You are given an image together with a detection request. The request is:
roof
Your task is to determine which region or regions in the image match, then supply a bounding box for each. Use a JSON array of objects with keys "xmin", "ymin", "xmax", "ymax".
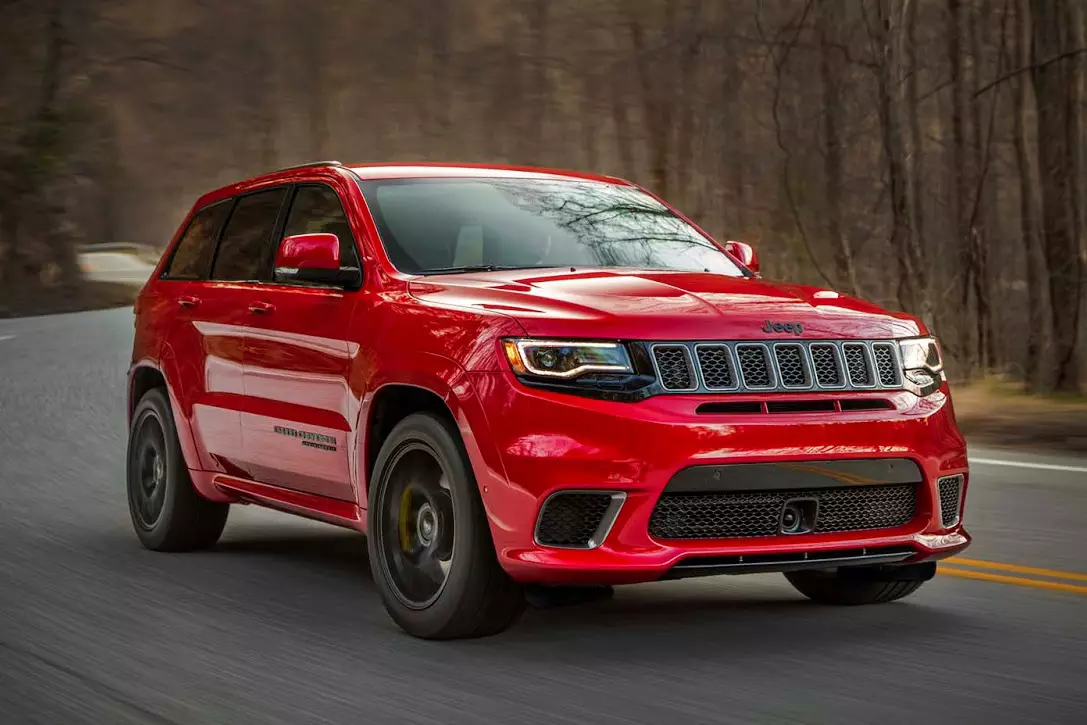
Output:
[
  {"xmin": 191, "ymin": 162, "xmax": 633, "ymax": 212},
  {"xmin": 346, "ymin": 162, "xmax": 631, "ymax": 185}
]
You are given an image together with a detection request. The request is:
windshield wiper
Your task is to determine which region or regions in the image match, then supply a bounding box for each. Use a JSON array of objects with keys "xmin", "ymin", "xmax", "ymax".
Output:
[{"xmin": 418, "ymin": 264, "xmax": 549, "ymax": 276}]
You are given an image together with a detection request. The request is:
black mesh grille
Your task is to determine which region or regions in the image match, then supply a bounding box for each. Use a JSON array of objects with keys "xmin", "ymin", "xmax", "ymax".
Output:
[
  {"xmin": 653, "ymin": 345, "xmax": 694, "ymax": 390},
  {"xmin": 810, "ymin": 344, "xmax": 843, "ymax": 387},
  {"xmin": 843, "ymin": 344, "xmax": 873, "ymax": 386},
  {"xmin": 872, "ymin": 344, "xmax": 901, "ymax": 387},
  {"xmin": 649, "ymin": 484, "xmax": 917, "ymax": 539},
  {"xmin": 536, "ymin": 493, "xmax": 613, "ymax": 547},
  {"xmin": 774, "ymin": 344, "xmax": 809, "ymax": 388},
  {"xmin": 736, "ymin": 345, "xmax": 772, "ymax": 387},
  {"xmin": 938, "ymin": 475, "xmax": 963, "ymax": 527},
  {"xmin": 696, "ymin": 345, "xmax": 735, "ymax": 389}
]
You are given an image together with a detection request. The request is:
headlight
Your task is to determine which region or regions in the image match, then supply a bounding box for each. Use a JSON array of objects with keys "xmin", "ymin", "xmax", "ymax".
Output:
[
  {"xmin": 503, "ymin": 339, "xmax": 633, "ymax": 379},
  {"xmin": 898, "ymin": 336, "xmax": 944, "ymax": 395}
]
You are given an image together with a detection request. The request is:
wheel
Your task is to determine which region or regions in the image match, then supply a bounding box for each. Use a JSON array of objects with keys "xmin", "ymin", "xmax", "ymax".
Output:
[
  {"xmin": 368, "ymin": 412, "xmax": 525, "ymax": 639},
  {"xmin": 127, "ymin": 388, "xmax": 228, "ymax": 551},
  {"xmin": 784, "ymin": 562, "xmax": 935, "ymax": 605}
]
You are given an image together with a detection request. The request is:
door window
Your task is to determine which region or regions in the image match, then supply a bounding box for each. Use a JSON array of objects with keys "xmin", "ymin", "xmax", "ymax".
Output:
[
  {"xmin": 211, "ymin": 188, "xmax": 288, "ymax": 281},
  {"xmin": 164, "ymin": 200, "xmax": 232, "ymax": 280},
  {"xmin": 281, "ymin": 185, "xmax": 360, "ymax": 267}
]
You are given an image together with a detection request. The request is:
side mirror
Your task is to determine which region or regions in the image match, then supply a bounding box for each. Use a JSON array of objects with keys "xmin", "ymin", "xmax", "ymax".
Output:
[
  {"xmin": 274, "ymin": 233, "xmax": 361, "ymax": 289},
  {"xmin": 725, "ymin": 240, "xmax": 760, "ymax": 275}
]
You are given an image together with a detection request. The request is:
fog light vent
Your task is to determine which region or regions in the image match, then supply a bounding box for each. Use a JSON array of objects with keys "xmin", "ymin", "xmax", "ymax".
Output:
[
  {"xmin": 534, "ymin": 491, "xmax": 625, "ymax": 549},
  {"xmin": 937, "ymin": 474, "xmax": 964, "ymax": 528}
]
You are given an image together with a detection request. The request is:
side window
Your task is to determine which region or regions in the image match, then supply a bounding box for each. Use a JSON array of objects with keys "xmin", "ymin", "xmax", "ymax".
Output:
[
  {"xmin": 282, "ymin": 185, "xmax": 360, "ymax": 267},
  {"xmin": 210, "ymin": 188, "xmax": 288, "ymax": 281},
  {"xmin": 164, "ymin": 201, "xmax": 231, "ymax": 280}
]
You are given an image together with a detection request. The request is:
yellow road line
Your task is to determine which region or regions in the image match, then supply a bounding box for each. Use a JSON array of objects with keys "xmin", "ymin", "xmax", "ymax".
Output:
[
  {"xmin": 946, "ymin": 557, "xmax": 1087, "ymax": 583},
  {"xmin": 940, "ymin": 566, "xmax": 1087, "ymax": 595}
]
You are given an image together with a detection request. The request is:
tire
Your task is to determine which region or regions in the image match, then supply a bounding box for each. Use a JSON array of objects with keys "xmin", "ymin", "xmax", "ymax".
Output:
[
  {"xmin": 127, "ymin": 387, "xmax": 228, "ymax": 551},
  {"xmin": 784, "ymin": 563, "xmax": 933, "ymax": 605},
  {"xmin": 367, "ymin": 412, "xmax": 525, "ymax": 639}
]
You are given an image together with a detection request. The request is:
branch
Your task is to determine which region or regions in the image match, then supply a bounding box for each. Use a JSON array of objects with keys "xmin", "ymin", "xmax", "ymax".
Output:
[
  {"xmin": 974, "ymin": 47, "xmax": 1087, "ymax": 96},
  {"xmin": 756, "ymin": 0, "xmax": 835, "ymax": 288}
]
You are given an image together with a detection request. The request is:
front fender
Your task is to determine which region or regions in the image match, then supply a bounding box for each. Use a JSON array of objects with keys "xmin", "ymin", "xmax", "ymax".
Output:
[{"xmin": 356, "ymin": 352, "xmax": 515, "ymax": 545}]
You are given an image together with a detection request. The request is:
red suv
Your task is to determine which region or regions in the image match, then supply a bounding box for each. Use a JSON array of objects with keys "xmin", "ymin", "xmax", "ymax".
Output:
[{"xmin": 127, "ymin": 161, "xmax": 970, "ymax": 639}]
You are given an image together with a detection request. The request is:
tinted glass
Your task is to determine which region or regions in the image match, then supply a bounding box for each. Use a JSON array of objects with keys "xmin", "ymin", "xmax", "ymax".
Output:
[
  {"xmin": 355, "ymin": 178, "xmax": 743, "ymax": 276},
  {"xmin": 164, "ymin": 201, "xmax": 231, "ymax": 280},
  {"xmin": 282, "ymin": 185, "xmax": 359, "ymax": 266},
  {"xmin": 211, "ymin": 188, "xmax": 287, "ymax": 281}
]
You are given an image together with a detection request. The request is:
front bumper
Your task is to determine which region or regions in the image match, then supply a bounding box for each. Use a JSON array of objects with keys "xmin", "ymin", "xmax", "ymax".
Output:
[{"xmin": 468, "ymin": 371, "xmax": 971, "ymax": 585}]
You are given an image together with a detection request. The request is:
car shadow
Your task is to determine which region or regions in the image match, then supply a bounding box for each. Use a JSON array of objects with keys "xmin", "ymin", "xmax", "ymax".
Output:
[{"xmin": 183, "ymin": 527, "xmax": 970, "ymax": 666}]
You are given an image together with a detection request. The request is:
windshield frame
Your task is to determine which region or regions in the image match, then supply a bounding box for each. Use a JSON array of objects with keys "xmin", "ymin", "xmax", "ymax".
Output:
[{"xmin": 350, "ymin": 174, "xmax": 752, "ymax": 278}]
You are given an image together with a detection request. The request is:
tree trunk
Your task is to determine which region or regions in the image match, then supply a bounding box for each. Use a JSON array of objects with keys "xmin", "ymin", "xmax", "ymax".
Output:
[
  {"xmin": 875, "ymin": 0, "xmax": 929, "ymax": 320},
  {"xmin": 818, "ymin": 0, "xmax": 860, "ymax": 296},
  {"xmin": 1031, "ymin": 0, "xmax": 1084, "ymax": 392},
  {"xmin": 1011, "ymin": 0, "xmax": 1048, "ymax": 389}
]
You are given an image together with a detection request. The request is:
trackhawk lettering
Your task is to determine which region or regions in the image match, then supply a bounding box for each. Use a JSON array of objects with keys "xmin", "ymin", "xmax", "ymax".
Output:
[{"xmin": 274, "ymin": 425, "xmax": 337, "ymax": 451}]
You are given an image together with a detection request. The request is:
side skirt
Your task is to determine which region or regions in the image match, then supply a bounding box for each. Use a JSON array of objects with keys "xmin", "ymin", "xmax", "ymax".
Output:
[{"xmin": 213, "ymin": 474, "xmax": 366, "ymax": 532}]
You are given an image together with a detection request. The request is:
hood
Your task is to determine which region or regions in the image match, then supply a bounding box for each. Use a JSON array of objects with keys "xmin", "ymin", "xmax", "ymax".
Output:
[{"xmin": 408, "ymin": 268, "xmax": 923, "ymax": 340}]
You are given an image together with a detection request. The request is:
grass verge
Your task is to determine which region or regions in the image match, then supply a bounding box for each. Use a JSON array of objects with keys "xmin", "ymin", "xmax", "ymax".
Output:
[
  {"xmin": 0, "ymin": 281, "xmax": 139, "ymax": 319},
  {"xmin": 953, "ymin": 379, "xmax": 1087, "ymax": 453}
]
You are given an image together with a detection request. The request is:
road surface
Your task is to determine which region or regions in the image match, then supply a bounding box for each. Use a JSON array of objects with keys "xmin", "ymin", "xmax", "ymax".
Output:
[
  {"xmin": 78, "ymin": 249, "xmax": 156, "ymax": 285},
  {"xmin": 1, "ymin": 307, "xmax": 1085, "ymax": 724}
]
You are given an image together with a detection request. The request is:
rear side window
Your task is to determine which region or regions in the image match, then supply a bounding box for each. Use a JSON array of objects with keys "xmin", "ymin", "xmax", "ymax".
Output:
[
  {"xmin": 282, "ymin": 185, "xmax": 360, "ymax": 266},
  {"xmin": 211, "ymin": 188, "xmax": 288, "ymax": 281},
  {"xmin": 164, "ymin": 201, "xmax": 231, "ymax": 280}
]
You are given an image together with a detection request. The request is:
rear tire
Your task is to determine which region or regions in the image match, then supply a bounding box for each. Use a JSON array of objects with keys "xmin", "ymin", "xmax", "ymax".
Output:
[
  {"xmin": 368, "ymin": 412, "xmax": 525, "ymax": 639},
  {"xmin": 127, "ymin": 388, "xmax": 228, "ymax": 551},
  {"xmin": 784, "ymin": 563, "xmax": 934, "ymax": 605}
]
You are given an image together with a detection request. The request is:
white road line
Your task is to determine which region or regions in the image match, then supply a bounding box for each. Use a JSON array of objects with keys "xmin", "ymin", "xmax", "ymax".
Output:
[
  {"xmin": 0, "ymin": 335, "xmax": 15, "ymax": 343},
  {"xmin": 970, "ymin": 457, "xmax": 1087, "ymax": 474}
]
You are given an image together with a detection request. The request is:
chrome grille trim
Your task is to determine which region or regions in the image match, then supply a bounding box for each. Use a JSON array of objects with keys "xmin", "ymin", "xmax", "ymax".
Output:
[
  {"xmin": 735, "ymin": 343, "xmax": 776, "ymax": 390},
  {"xmin": 809, "ymin": 343, "xmax": 846, "ymax": 389},
  {"xmin": 772, "ymin": 343, "xmax": 813, "ymax": 390},
  {"xmin": 649, "ymin": 340, "xmax": 907, "ymax": 395},
  {"xmin": 650, "ymin": 344, "xmax": 697, "ymax": 391},
  {"xmin": 842, "ymin": 342, "xmax": 876, "ymax": 388},
  {"xmin": 694, "ymin": 344, "xmax": 739, "ymax": 391}
]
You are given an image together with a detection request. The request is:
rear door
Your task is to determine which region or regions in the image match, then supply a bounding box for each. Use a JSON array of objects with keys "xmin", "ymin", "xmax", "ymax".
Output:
[
  {"xmin": 155, "ymin": 198, "xmax": 247, "ymax": 474},
  {"xmin": 238, "ymin": 183, "xmax": 362, "ymax": 502}
]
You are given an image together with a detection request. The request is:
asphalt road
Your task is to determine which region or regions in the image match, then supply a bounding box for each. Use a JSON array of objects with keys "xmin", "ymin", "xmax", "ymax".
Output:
[{"xmin": 1, "ymin": 307, "xmax": 1085, "ymax": 725}]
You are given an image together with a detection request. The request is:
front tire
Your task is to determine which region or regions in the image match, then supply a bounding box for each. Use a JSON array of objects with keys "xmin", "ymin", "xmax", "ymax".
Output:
[
  {"xmin": 368, "ymin": 413, "xmax": 524, "ymax": 639},
  {"xmin": 127, "ymin": 388, "xmax": 228, "ymax": 551},
  {"xmin": 784, "ymin": 562, "xmax": 934, "ymax": 605}
]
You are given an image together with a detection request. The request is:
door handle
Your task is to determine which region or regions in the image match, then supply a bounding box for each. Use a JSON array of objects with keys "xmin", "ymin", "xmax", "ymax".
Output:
[
  {"xmin": 248, "ymin": 301, "xmax": 275, "ymax": 315},
  {"xmin": 178, "ymin": 295, "xmax": 200, "ymax": 308}
]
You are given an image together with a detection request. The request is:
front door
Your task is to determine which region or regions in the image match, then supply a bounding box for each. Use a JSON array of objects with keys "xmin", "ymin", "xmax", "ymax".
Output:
[{"xmin": 239, "ymin": 184, "xmax": 361, "ymax": 502}]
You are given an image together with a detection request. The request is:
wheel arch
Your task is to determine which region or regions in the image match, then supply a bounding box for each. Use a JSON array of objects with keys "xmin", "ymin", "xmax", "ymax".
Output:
[
  {"xmin": 357, "ymin": 363, "xmax": 511, "ymax": 535},
  {"xmin": 127, "ymin": 358, "xmax": 204, "ymax": 477}
]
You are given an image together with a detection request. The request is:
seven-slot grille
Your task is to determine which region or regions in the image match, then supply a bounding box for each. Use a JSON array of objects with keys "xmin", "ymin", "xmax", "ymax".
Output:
[
  {"xmin": 648, "ymin": 483, "xmax": 918, "ymax": 539},
  {"xmin": 937, "ymin": 474, "xmax": 964, "ymax": 527},
  {"xmin": 651, "ymin": 340, "xmax": 905, "ymax": 394}
]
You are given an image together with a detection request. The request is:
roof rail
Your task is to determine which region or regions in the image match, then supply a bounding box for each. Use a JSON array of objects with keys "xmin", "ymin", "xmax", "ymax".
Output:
[{"xmin": 270, "ymin": 160, "xmax": 344, "ymax": 173}]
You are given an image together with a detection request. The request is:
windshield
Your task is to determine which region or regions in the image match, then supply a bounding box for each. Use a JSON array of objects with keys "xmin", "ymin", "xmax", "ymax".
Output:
[{"xmin": 354, "ymin": 177, "xmax": 745, "ymax": 276}]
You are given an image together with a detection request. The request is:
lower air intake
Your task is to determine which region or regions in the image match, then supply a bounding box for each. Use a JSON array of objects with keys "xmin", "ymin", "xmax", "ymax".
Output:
[
  {"xmin": 649, "ymin": 484, "xmax": 917, "ymax": 540},
  {"xmin": 937, "ymin": 474, "xmax": 964, "ymax": 527},
  {"xmin": 535, "ymin": 491, "xmax": 624, "ymax": 549}
]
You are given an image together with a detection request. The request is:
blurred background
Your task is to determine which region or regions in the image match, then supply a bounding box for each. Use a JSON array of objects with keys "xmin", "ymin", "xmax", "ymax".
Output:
[
  {"xmin": 0, "ymin": 0, "xmax": 1084, "ymax": 396},
  {"xmin": 2, "ymin": 3, "xmax": 1087, "ymax": 723}
]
